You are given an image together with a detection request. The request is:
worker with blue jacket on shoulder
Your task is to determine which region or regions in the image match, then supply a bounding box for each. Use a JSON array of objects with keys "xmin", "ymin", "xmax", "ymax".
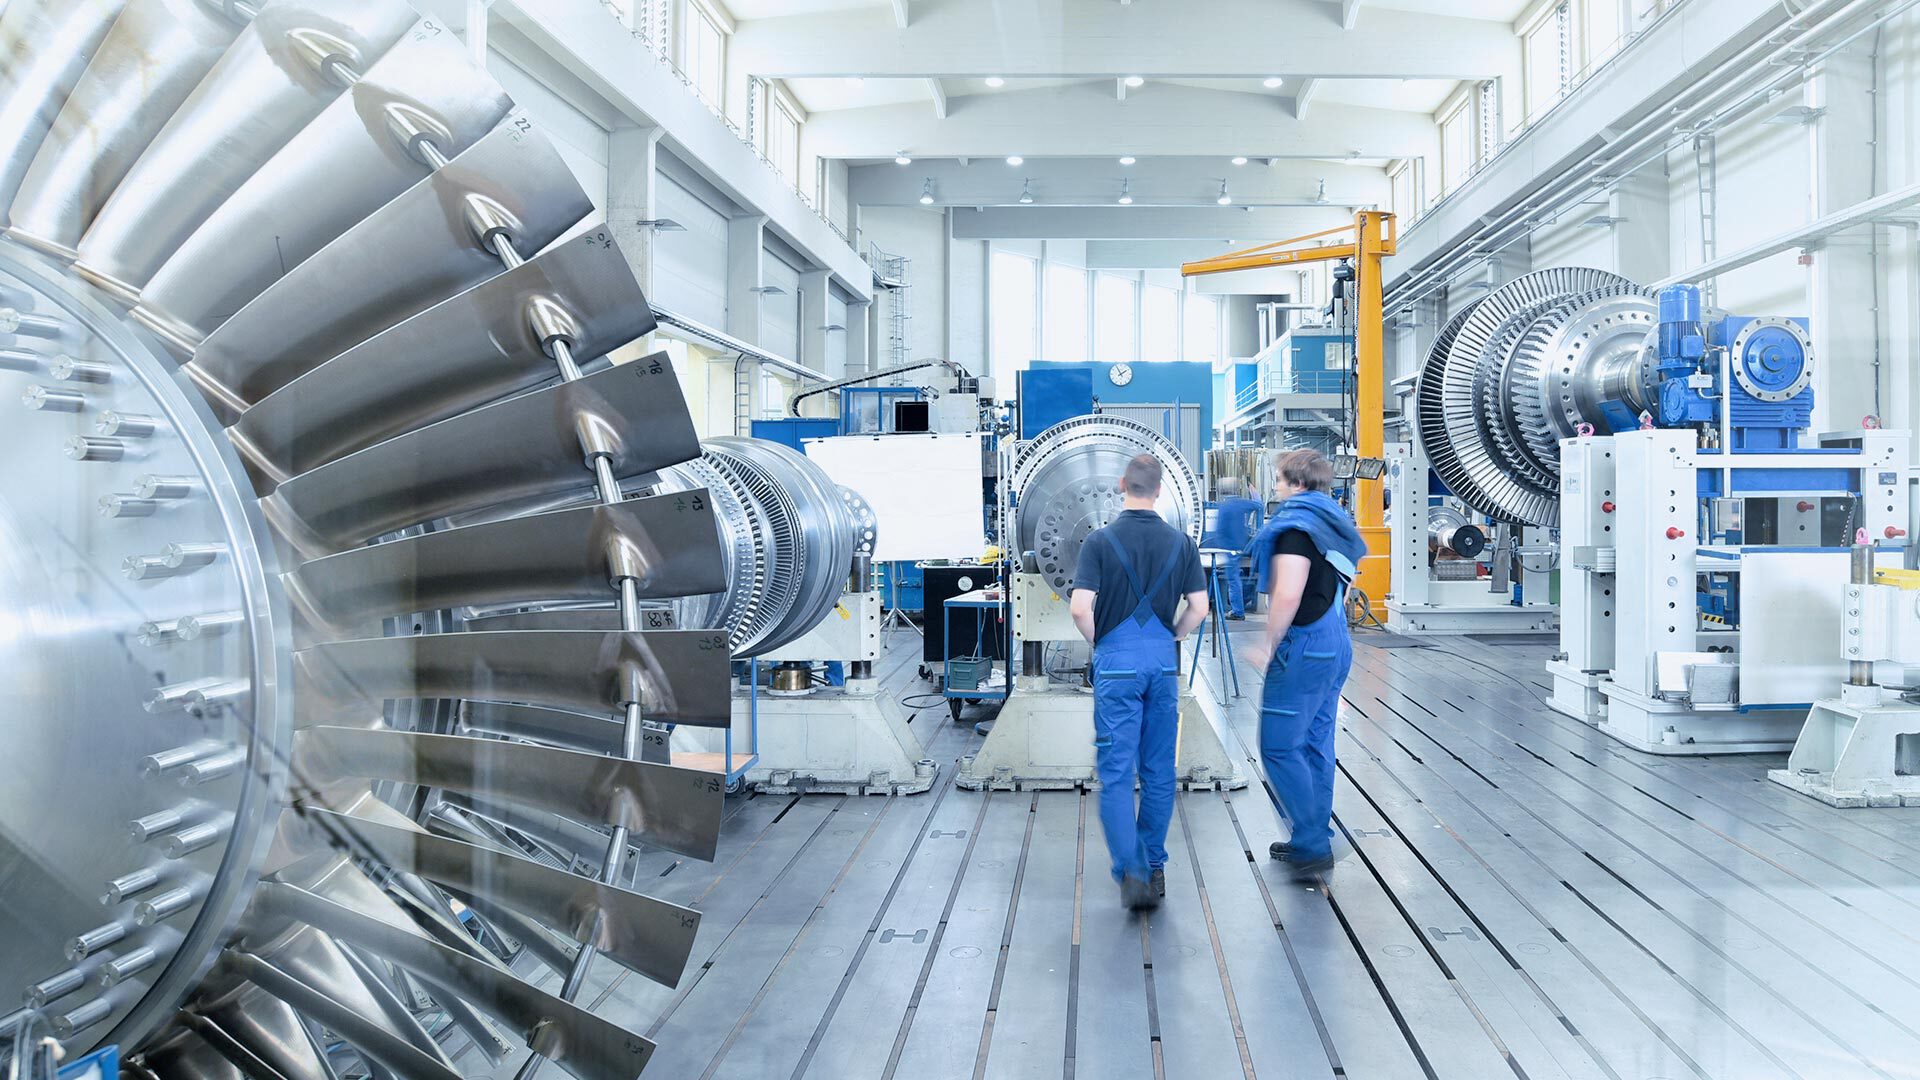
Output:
[
  {"xmin": 1240, "ymin": 448, "xmax": 1367, "ymax": 879},
  {"xmin": 1201, "ymin": 476, "xmax": 1264, "ymax": 619},
  {"xmin": 1070, "ymin": 453, "xmax": 1209, "ymax": 911}
]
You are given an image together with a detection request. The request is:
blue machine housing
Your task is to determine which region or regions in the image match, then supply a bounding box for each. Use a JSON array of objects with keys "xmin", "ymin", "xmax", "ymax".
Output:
[{"xmin": 1652, "ymin": 283, "xmax": 1813, "ymax": 449}]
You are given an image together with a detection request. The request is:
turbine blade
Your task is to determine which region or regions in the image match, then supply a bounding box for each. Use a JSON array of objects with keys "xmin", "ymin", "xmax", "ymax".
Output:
[
  {"xmin": 293, "ymin": 808, "xmax": 700, "ymax": 987},
  {"xmin": 295, "ymin": 726, "xmax": 723, "ymax": 860},
  {"xmin": 6, "ymin": 0, "xmax": 243, "ymax": 258},
  {"xmin": 258, "ymin": 881, "xmax": 658, "ymax": 1080},
  {"xmin": 193, "ymin": 111, "xmax": 600, "ymax": 410},
  {"xmin": 460, "ymin": 701, "xmax": 625, "ymax": 755},
  {"xmin": 0, "ymin": 0, "xmax": 127, "ymax": 217},
  {"xmin": 285, "ymin": 495, "xmax": 725, "ymax": 641},
  {"xmin": 72, "ymin": 0, "xmax": 419, "ymax": 298},
  {"xmin": 295, "ymin": 629, "xmax": 730, "ymax": 727},
  {"xmin": 260, "ymin": 358, "xmax": 699, "ymax": 555},
  {"xmin": 132, "ymin": 21, "xmax": 511, "ymax": 350},
  {"xmin": 227, "ymin": 949, "xmax": 464, "ymax": 1080}
]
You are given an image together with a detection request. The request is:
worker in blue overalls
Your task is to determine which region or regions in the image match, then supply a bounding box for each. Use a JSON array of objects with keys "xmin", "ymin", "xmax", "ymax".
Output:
[
  {"xmin": 1202, "ymin": 476, "xmax": 1265, "ymax": 619},
  {"xmin": 1070, "ymin": 453, "xmax": 1209, "ymax": 910},
  {"xmin": 1240, "ymin": 449, "xmax": 1366, "ymax": 879}
]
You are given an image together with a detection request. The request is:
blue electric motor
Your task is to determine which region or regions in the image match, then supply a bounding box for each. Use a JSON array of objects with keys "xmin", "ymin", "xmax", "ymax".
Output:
[{"xmin": 1652, "ymin": 283, "xmax": 1815, "ymax": 448}]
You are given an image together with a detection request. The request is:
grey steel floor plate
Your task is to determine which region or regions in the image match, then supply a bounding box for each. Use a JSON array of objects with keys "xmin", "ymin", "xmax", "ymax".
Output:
[{"xmin": 448, "ymin": 627, "xmax": 1920, "ymax": 1080}]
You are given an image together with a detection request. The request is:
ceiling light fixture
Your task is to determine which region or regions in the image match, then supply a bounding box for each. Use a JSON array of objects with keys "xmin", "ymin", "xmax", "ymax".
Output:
[
  {"xmin": 1018, "ymin": 179, "xmax": 1035, "ymax": 204},
  {"xmin": 1262, "ymin": 76, "xmax": 1284, "ymax": 89},
  {"xmin": 1231, "ymin": 156, "xmax": 1248, "ymax": 166},
  {"xmin": 634, "ymin": 218, "xmax": 686, "ymax": 232},
  {"xmin": 894, "ymin": 152, "xmax": 913, "ymax": 165},
  {"xmin": 1118, "ymin": 155, "xmax": 1136, "ymax": 166},
  {"xmin": 1123, "ymin": 75, "xmax": 1144, "ymax": 87},
  {"xmin": 1006, "ymin": 155, "xmax": 1024, "ymax": 166},
  {"xmin": 985, "ymin": 76, "xmax": 1006, "ymax": 87},
  {"xmin": 1314, "ymin": 178, "xmax": 1329, "ymax": 204},
  {"xmin": 1117, "ymin": 179, "xmax": 1133, "ymax": 205},
  {"xmin": 1215, "ymin": 179, "xmax": 1232, "ymax": 205},
  {"xmin": 919, "ymin": 179, "xmax": 935, "ymax": 205}
]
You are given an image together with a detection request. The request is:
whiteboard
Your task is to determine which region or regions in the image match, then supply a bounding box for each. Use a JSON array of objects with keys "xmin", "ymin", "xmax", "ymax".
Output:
[{"xmin": 802, "ymin": 433, "xmax": 987, "ymax": 562}]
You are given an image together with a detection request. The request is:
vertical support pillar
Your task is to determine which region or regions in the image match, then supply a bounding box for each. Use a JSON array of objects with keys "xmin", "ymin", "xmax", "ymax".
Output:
[
  {"xmin": 607, "ymin": 124, "xmax": 664, "ymax": 294},
  {"xmin": 1807, "ymin": 46, "xmax": 1878, "ymax": 431},
  {"xmin": 800, "ymin": 268, "xmax": 833, "ymax": 378},
  {"xmin": 726, "ymin": 215, "xmax": 768, "ymax": 344},
  {"xmin": 846, "ymin": 298, "xmax": 873, "ymax": 375}
]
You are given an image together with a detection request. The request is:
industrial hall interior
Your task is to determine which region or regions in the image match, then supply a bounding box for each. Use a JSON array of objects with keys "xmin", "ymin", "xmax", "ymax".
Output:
[{"xmin": 10, "ymin": 0, "xmax": 1920, "ymax": 1077}]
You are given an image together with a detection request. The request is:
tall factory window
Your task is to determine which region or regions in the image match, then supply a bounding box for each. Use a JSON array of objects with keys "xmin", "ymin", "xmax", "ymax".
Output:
[
  {"xmin": 1388, "ymin": 159, "xmax": 1423, "ymax": 220},
  {"xmin": 991, "ymin": 249, "xmax": 1039, "ymax": 374},
  {"xmin": 1141, "ymin": 283, "xmax": 1179, "ymax": 361},
  {"xmin": 767, "ymin": 91, "xmax": 802, "ymax": 188},
  {"xmin": 1582, "ymin": 0, "xmax": 1625, "ymax": 71},
  {"xmin": 1521, "ymin": 0, "xmax": 1570, "ymax": 124},
  {"xmin": 1183, "ymin": 292, "xmax": 1220, "ymax": 364},
  {"xmin": 1043, "ymin": 262, "xmax": 1089, "ymax": 361},
  {"xmin": 1095, "ymin": 271, "xmax": 1138, "ymax": 363},
  {"xmin": 1438, "ymin": 94, "xmax": 1472, "ymax": 195},
  {"xmin": 684, "ymin": 0, "xmax": 727, "ymax": 113}
]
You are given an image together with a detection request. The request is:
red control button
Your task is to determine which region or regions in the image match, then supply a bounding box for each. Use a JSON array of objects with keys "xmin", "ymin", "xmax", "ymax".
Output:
[
  {"xmin": 1666, "ymin": 527, "xmax": 1685, "ymax": 540},
  {"xmin": 1796, "ymin": 501, "xmax": 1815, "ymax": 513},
  {"xmin": 1886, "ymin": 526, "xmax": 1907, "ymax": 539},
  {"xmin": 1600, "ymin": 501, "xmax": 1615, "ymax": 513}
]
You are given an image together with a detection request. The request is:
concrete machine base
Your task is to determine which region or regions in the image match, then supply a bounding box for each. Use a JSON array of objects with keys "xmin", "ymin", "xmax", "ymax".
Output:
[
  {"xmin": 1386, "ymin": 599, "xmax": 1558, "ymax": 635},
  {"xmin": 675, "ymin": 678, "xmax": 938, "ymax": 796},
  {"xmin": 955, "ymin": 676, "xmax": 1247, "ymax": 791},
  {"xmin": 1594, "ymin": 680, "xmax": 1805, "ymax": 755}
]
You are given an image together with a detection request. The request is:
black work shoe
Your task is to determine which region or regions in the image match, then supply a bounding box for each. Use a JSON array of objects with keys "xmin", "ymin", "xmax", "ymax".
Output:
[
  {"xmin": 1120, "ymin": 875, "xmax": 1160, "ymax": 911},
  {"xmin": 1286, "ymin": 854, "xmax": 1337, "ymax": 881},
  {"xmin": 1268, "ymin": 841, "xmax": 1295, "ymax": 861},
  {"xmin": 1150, "ymin": 868, "xmax": 1166, "ymax": 898}
]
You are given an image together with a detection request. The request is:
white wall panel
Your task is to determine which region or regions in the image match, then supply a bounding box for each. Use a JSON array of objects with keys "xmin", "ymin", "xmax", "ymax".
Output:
[
  {"xmin": 761, "ymin": 249, "xmax": 803, "ymax": 363},
  {"xmin": 652, "ymin": 173, "xmax": 730, "ymax": 327}
]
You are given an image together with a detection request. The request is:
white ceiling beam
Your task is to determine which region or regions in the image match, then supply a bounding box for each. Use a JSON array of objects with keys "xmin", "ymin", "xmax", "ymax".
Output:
[
  {"xmin": 807, "ymin": 83, "xmax": 1436, "ymax": 161},
  {"xmin": 851, "ymin": 156, "xmax": 1389, "ymax": 207},
  {"xmin": 950, "ymin": 205, "xmax": 1357, "ymax": 241},
  {"xmin": 1290, "ymin": 77, "xmax": 1319, "ymax": 121},
  {"xmin": 926, "ymin": 77, "xmax": 947, "ymax": 119},
  {"xmin": 729, "ymin": 0, "xmax": 1511, "ymax": 80},
  {"xmin": 1338, "ymin": 0, "xmax": 1362, "ymax": 30},
  {"xmin": 890, "ymin": 0, "xmax": 909, "ymax": 29}
]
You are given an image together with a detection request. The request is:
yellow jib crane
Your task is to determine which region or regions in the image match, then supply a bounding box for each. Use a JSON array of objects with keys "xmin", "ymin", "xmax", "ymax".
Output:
[{"xmin": 1180, "ymin": 210, "xmax": 1396, "ymax": 620}]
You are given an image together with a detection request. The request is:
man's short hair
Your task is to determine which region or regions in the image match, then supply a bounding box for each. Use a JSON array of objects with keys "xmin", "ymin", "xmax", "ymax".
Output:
[
  {"xmin": 1123, "ymin": 454, "xmax": 1163, "ymax": 497},
  {"xmin": 1276, "ymin": 448, "xmax": 1333, "ymax": 492}
]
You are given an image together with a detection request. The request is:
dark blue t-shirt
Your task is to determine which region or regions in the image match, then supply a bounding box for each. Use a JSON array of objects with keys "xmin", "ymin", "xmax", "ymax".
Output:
[
  {"xmin": 1202, "ymin": 497, "xmax": 1263, "ymax": 553},
  {"xmin": 1071, "ymin": 510, "xmax": 1206, "ymax": 642}
]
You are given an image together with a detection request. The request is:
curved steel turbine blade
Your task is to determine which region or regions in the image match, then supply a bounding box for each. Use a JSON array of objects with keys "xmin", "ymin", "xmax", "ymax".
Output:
[
  {"xmin": 133, "ymin": 19, "xmax": 512, "ymax": 350},
  {"xmin": 6, "ymin": 0, "xmax": 244, "ymax": 259},
  {"xmin": 194, "ymin": 110, "xmax": 600, "ymax": 410},
  {"xmin": 294, "ymin": 630, "xmax": 731, "ymax": 728},
  {"xmin": 258, "ymin": 882, "xmax": 658, "ymax": 1080},
  {"xmin": 225, "ymin": 949, "xmax": 465, "ymax": 1080},
  {"xmin": 291, "ymin": 808, "xmax": 700, "ymax": 987},
  {"xmin": 286, "ymin": 496, "xmax": 726, "ymax": 642},
  {"xmin": 226, "ymin": 229, "xmax": 657, "ymax": 472},
  {"xmin": 295, "ymin": 727, "xmax": 725, "ymax": 860},
  {"xmin": 461, "ymin": 701, "xmax": 626, "ymax": 754},
  {"xmin": 260, "ymin": 358, "xmax": 700, "ymax": 555},
  {"xmin": 0, "ymin": 0, "xmax": 128, "ymax": 217},
  {"xmin": 71, "ymin": 0, "xmax": 419, "ymax": 300}
]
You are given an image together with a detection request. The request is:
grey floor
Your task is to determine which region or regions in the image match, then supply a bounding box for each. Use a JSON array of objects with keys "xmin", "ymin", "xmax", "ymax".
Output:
[{"xmin": 470, "ymin": 626, "xmax": 1920, "ymax": 1080}]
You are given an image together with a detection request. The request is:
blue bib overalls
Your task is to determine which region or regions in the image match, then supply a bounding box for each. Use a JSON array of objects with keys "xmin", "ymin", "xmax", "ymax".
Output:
[
  {"xmin": 1090, "ymin": 530, "xmax": 1184, "ymax": 884},
  {"xmin": 1256, "ymin": 587, "xmax": 1353, "ymax": 861}
]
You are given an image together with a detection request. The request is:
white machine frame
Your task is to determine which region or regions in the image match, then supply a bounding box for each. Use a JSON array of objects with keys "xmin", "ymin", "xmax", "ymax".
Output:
[
  {"xmin": 1384, "ymin": 442, "xmax": 1557, "ymax": 635},
  {"xmin": 1550, "ymin": 427, "xmax": 1911, "ymax": 754},
  {"xmin": 1770, "ymin": 560, "xmax": 1920, "ymax": 806}
]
